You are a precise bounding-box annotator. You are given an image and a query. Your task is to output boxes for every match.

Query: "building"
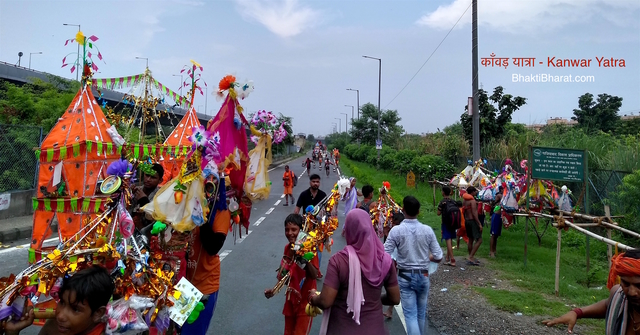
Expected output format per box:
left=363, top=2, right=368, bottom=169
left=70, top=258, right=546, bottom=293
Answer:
left=526, top=117, right=578, bottom=132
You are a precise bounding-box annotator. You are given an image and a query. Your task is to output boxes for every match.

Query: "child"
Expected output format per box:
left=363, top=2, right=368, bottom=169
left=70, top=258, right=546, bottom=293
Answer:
left=383, top=211, right=404, bottom=320
left=3, top=265, right=114, bottom=335
left=264, top=214, right=319, bottom=335
left=437, top=185, right=458, bottom=267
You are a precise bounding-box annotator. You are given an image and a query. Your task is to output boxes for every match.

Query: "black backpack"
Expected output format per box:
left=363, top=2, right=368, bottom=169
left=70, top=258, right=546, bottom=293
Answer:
left=292, top=173, right=297, bottom=187
left=443, top=199, right=461, bottom=230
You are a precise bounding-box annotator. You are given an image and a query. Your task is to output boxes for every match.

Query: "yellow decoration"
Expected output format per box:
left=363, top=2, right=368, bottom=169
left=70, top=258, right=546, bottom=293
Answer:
left=75, top=31, right=85, bottom=44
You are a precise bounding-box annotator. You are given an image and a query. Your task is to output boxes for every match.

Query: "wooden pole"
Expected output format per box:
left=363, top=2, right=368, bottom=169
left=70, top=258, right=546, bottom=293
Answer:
left=432, top=183, right=437, bottom=207
left=555, top=228, right=562, bottom=297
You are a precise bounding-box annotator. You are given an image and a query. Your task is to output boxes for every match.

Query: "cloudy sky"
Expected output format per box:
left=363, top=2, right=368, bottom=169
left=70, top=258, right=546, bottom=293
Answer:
left=1, top=0, right=639, bottom=137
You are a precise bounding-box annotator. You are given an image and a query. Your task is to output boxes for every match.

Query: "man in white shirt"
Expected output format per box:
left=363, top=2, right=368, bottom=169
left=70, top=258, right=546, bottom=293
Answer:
left=384, top=195, right=443, bottom=335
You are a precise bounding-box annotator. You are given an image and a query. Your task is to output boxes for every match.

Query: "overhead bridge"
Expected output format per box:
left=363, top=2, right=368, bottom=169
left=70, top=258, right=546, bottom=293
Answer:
left=0, top=61, right=210, bottom=129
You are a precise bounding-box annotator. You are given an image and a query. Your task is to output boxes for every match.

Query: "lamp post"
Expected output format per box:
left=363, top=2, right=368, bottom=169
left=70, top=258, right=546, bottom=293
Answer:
left=334, top=118, right=341, bottom=133
left=63, top=23, right=80, bottom=81
left=346, top=89, right=360, bottom=120
left=363, top=56, right=381, bottom=162
left=172, top=74, right=183, bottom=96
left=341, top=112, right=349, bottom=133
left=331, top=123, right=337, bottom=134
left=344, top=105, right=354, bottom=132
left=135, top=57, right=149, bottom=69
left=204, top=86, right=208, bottom=116
left=29, top=52, right=42, bottom=70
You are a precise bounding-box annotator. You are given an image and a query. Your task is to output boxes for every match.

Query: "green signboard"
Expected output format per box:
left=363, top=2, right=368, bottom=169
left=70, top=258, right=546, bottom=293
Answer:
left=530, top=146, right=586, bottom=182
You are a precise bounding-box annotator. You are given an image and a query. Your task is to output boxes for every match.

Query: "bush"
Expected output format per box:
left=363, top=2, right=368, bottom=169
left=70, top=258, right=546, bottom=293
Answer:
left=379, top=146, right=397, bottom=171
left=393, top=150, right=419, bottom=174
left=344, top=144, right=358, bottom=159
left=411, top=155, right=455, bottom=182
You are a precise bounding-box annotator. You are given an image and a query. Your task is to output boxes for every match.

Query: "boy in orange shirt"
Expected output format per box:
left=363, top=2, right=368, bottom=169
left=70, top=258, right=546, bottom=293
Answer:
left=264, top=214, right=319, bottom=335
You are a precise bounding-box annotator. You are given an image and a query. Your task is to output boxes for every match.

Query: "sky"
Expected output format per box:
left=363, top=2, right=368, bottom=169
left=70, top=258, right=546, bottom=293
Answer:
left=1, top=0, right=639, bottom=137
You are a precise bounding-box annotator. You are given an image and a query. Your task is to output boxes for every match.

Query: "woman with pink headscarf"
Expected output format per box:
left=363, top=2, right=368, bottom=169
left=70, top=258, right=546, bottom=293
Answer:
left=309, top=209, right=400, bottom=335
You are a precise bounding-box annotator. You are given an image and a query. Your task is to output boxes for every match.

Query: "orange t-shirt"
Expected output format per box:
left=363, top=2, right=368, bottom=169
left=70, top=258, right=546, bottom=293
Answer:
left=283, top=171, right=294, bottom=187
left=186, top=209, right=231, bottom=295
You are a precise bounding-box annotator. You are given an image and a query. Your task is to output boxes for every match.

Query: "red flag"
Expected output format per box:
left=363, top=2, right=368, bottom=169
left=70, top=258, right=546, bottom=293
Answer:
left=97, top=52, right=103, bottom=61
left=87, top=52, right=92, bottom=58
left=207, top=95, right=248, bottom=196
left=88, top=35, right=99, bottom=42
left=180, top=68, right=185, bottom=73
left=70, top=65, right=76, bottom=73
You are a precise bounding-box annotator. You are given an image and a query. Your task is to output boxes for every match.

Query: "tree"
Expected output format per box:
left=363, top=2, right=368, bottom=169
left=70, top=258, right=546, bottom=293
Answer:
left=272, top=113, right=294, bottom=154
left=306, top=134, right=315, bottom=143
left=460, top=86, right=526, bottom=145
left=0, top=77, right=80, bottom=131
left=349, top=103, right=404, bottom=147
left=572, top=93, right=622, bottom=133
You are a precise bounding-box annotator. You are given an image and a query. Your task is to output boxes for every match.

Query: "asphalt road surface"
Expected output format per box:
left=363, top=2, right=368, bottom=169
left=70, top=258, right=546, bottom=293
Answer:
left=0, top=153, right=440, bottom=335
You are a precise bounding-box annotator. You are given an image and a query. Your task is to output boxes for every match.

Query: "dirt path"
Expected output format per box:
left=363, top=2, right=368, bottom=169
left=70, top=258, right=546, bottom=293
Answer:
left=427, top=257, right=579, bottom=335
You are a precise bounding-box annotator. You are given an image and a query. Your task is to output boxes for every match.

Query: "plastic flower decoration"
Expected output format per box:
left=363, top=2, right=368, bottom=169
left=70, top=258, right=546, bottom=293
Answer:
left=272, top=123, right=288, bottom=144
left=188, top=126, right=212, bottom=149
left=215, top=75, right=254, bottom=101
left=250, top=111, right=287, bottom=145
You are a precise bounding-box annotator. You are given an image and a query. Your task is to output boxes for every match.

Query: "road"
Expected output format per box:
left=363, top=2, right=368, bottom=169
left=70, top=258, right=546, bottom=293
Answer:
left=0, top=154, right=440, bottom=334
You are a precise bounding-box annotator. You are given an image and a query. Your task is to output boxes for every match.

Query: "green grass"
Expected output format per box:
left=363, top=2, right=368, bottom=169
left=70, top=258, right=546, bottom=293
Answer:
left=339, top=157, right=609, bottom=334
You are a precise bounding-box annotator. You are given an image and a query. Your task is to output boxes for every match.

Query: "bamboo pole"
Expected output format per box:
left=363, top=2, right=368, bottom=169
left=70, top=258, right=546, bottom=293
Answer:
left=516, top=211, right=633, bottom=250
left=555, top=228, right=561, bottom=297
left=560, top=220, right=632, bottom=251
left=600, top=221, right=640, bottom=240
left=605, top=205, right=613, bottom=267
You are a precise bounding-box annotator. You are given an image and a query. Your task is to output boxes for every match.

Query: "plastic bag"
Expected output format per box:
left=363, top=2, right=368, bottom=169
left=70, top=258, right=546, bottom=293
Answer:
left=478, top=187, right=495, bottom=202
left=556, top=186, right=573, bottom=212
left=106, top=295, right=155, bottom=335
left=501, top=187, right=519, bottom=212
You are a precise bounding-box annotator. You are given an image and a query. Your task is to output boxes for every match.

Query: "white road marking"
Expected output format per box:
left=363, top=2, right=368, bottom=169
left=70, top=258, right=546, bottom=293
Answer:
left=281, top=194, right=285, bottom=199
left=254, top=217, right=266, bottom=226
left=236, top=230, right=253, bottom=244
left=274, top=200, right=281, bottom=206
left=0, top=237, right=58, bottom=255
left=395, top=303, right=408, bottom=333
left=265, top=207, right=275, bottom=215
left=219, top=250, right=232, bottom=261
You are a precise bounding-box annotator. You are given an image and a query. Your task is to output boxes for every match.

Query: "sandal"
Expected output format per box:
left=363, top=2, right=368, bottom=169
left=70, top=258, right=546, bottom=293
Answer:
left=283, top=203, right=288, bottom=206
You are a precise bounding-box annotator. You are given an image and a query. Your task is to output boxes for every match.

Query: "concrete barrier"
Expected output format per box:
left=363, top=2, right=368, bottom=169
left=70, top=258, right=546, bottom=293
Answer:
left=0, top=189, right=35, bottom=220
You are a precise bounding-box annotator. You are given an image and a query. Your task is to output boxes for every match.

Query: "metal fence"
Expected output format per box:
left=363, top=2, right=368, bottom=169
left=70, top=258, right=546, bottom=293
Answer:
left=0, top=125, right=43, bottom=193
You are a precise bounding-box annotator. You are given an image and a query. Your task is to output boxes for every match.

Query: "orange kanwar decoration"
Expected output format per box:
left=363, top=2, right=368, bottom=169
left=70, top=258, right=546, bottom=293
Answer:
left=32, top=86, right=120, bottom=250
left=160, top=106, right=202, bottom=185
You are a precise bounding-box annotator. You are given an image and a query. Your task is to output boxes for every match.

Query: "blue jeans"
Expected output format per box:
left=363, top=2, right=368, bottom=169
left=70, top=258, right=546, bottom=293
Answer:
left=180, top=291, right=218, bottom=335
left=398, top=273, right=430, bottom=335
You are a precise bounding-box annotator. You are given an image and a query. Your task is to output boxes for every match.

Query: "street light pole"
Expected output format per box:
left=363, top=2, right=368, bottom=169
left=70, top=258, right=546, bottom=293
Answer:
left=334, top=118, right=341, bottom=133
left=331, top=123, right=337, bottom=134
left=172, top=74, right=183, bottom=96
left=135, top=57, right=149, bottom=69
left=472, top=0, right=480, bottom=161
left=344, top=105, right=354, bottom=132
left=29, top=52, right=42, bottom=70
left=63, top=23, right=81, bottom=81
left=363, top=56, right=381, bottom=163
left=205, top=86, right=208, bottom=116
left=341, top=112, right=349, bottom=133
left=347, top=89, right=360, bottom=120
